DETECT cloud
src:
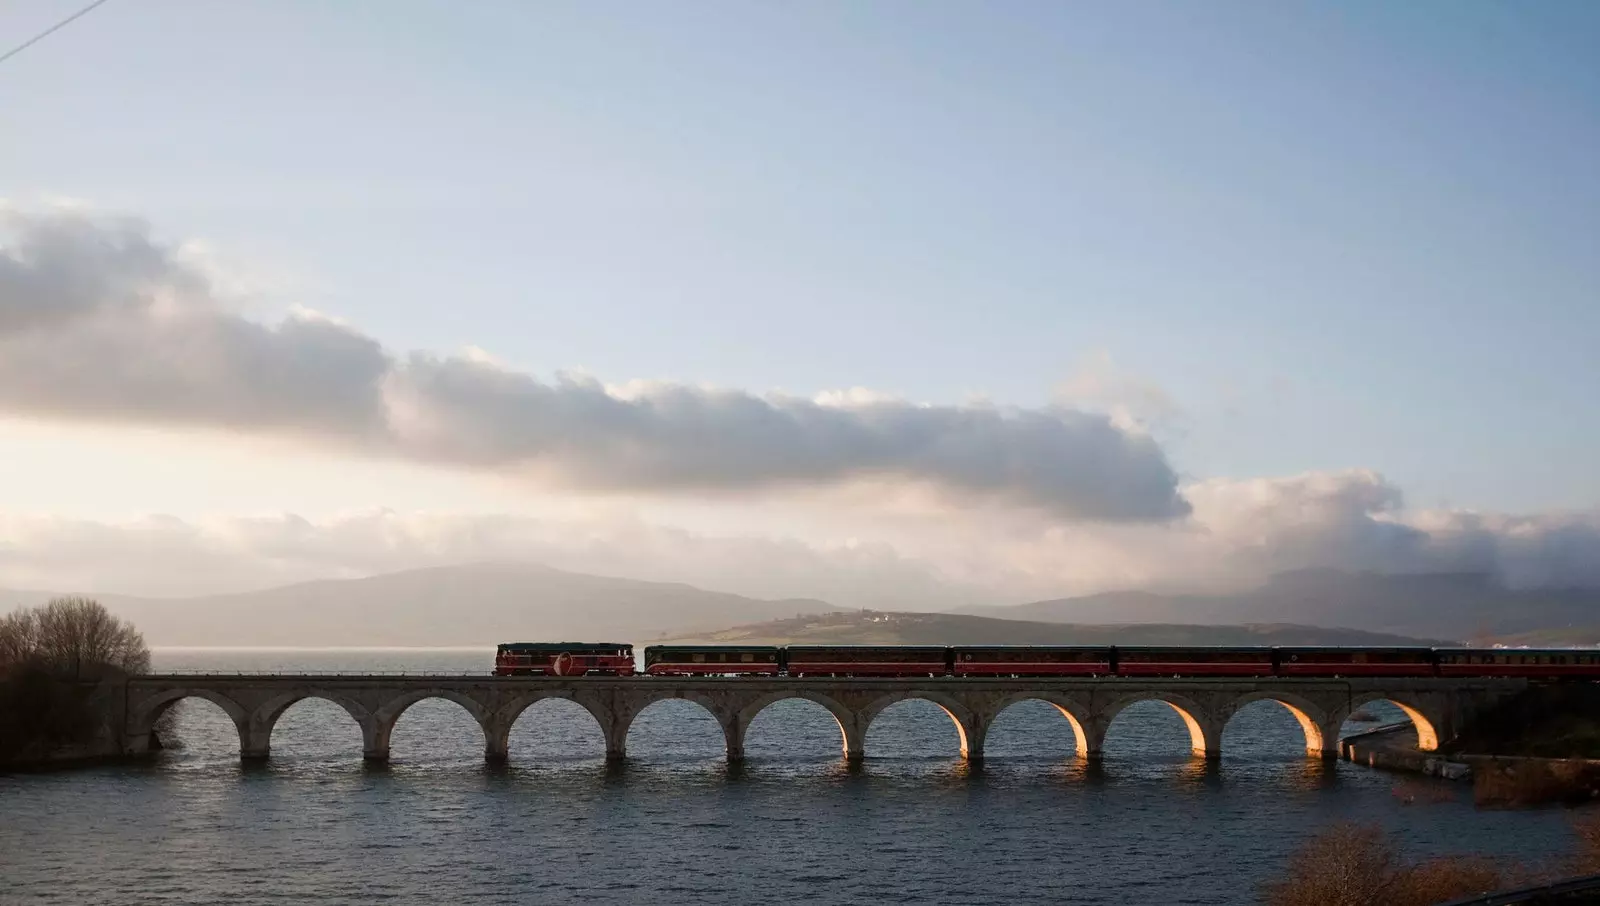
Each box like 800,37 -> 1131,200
1,472 -> 1595,605
994,469 -> 1600,594
0,206 -> 1188,522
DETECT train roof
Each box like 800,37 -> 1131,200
947,646 -> 1113,653
1272,645 -> 1435,652
1112,645 -> 1274,652
642,644 -> 781,651
498,642 -> 631,650
783,643 -> 946,648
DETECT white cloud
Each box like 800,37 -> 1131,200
0,206 -> 1188,522
0,471 -> 1595,604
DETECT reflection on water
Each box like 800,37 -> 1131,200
0,649 -> 1573,906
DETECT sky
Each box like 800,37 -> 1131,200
0,0 -> 1597,604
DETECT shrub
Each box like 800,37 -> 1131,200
1261,822 -> 1508,906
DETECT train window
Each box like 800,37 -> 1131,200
741,653 -> 753,663
692,653 -> 706,663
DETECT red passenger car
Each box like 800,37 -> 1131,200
952,646 -> 1112,676
1436,648 -> 1600,678
1276,647 -> 1435,677
785,645 -> 948,677
643,645 -> 781,676
1114,647 -> 1274,677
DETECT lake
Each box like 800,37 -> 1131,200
0,648 -> 1577,905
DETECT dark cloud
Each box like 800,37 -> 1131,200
0,207 -> 1188,521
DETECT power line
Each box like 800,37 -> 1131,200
0,0 -> 115,69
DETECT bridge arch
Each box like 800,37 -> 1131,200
370,690 -> 495,761
248,690 -> 376,760
860,690 -> 977,759
985,693 -> 1094,759
736,691 -> 858,761
618,694 -> 735,761
490,692 -> 614,762
1336,694 -> 1441,752
1219,691 -> 1336,758
1100,691 -> 1221,759
128,688 -> 251,752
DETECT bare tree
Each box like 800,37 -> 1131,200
26,597 -> 150,677
0,607 -> 40,669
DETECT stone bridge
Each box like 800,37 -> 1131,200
123,675 -> 1529,764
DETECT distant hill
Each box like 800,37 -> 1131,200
963,569 -> 1600,642
1485,628 -> 1600,648
7,563 -> 1595,649
657,609 -> 1447,647
0,562 -> 830,647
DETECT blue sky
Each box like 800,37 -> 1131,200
0,1 -> 1597,598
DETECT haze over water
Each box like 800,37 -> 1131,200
0,649 -> 1578,905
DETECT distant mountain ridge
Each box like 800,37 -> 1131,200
660,610 -> 1447,647
4,564 -> 1596,648
964,568 -> 1600,641
0,562 -> 831,647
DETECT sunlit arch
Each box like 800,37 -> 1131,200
1343,696 -> 1440,751
861,692 -> 974,758
988,693 -> 1092,758
1101,692 -> 1213,757
1224,691 -> 1330,757
737,691 -> 854,756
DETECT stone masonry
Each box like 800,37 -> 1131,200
122,675 -> 1530,765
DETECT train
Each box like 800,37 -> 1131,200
493,643 -> 1600,679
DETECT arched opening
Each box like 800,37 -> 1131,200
863,697 -> 968,760
506,697 -> 607,763
1221,698 -> 1325,762
623,698 -> 726,764
265,695 -> 366,760
742,696 -> 851,763
1341,698 -> 1439,752
146,694 -> 244,765
385,694 -> 489,765
985,698 -> 1087,761
1102,697 -> 1209,763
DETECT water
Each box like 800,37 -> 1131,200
0,649 -> 1578,905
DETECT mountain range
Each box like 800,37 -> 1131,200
0,562 -> 826,647
967,568 -> 1600,642
658,610 -> 1446,647
3,563 -> 1597,647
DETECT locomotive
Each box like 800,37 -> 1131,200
494,642 -> 634,676
495,643 -> 1600,678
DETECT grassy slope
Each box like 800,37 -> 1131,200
657,610 -> 1447,646
1444,685 -> 1600,759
